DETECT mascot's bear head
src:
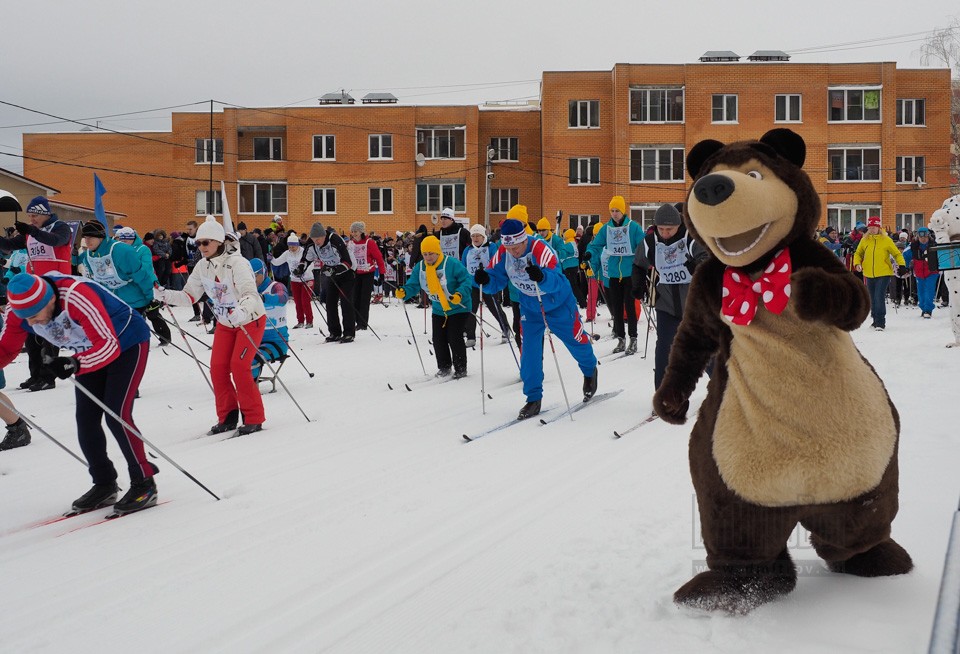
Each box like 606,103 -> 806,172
929,193 -> 960,244
684,128 -> 818,271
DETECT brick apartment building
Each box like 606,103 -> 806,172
20,58 -> 953,238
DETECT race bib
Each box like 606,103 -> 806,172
201,277 -> 239,323
655,240 -> 690,285
607,225 -> 634,257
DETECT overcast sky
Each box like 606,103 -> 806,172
1,0 -> 957,177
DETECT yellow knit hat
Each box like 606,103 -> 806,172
593,221 -> 603,235
609,196 -> 626,214
536,217 -> 552,231
563,228 -> 576,242
506,204 -> 528,222
420,235 -> 442,255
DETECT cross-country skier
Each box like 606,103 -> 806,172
461,224 -> 510,346
250,258 -> 289,380
474,215 -> 598,420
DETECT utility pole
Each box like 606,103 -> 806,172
484,147 -> 495,232
208,99 -> 214,214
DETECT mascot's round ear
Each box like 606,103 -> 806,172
759,128 -> 806,168
686,139 -> 725,179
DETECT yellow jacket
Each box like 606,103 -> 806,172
853,233 -> 905,278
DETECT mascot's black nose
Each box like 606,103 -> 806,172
694,174 -> 735,206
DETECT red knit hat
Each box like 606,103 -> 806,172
7,273 -> 55,318
867,215 -> 882,228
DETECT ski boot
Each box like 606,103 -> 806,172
583,367 -> 598,402
71,482 -> 120,514
0,419 -> 31,450
612,338 -> 626,354
452,368 -> 467,380
435,367 -> 452,378
237,423 -> 262,436
626,337 -> 638,355
208,409 -> 240,435
112,477 -> 158,516
517,400 -> 542,420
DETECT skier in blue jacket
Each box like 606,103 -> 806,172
586,196 -> 645,355
475,215 -> 597,420
250,258 -> 289,379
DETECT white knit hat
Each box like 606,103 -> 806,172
469,224 -> 486,237
287,233 -> 300,245
196,215 -> 226,242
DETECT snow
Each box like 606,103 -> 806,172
0,299 -> 958,653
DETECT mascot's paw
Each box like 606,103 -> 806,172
791,268 -> 843,324
827,539 -> 913,577
674,553 -> 797,615
653,387 -> 689,424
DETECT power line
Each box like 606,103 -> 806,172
0,100 -> 208,130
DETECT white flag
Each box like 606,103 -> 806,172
220,181 -> 236,238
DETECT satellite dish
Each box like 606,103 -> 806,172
431,213 -> 439,225
916,176 -> 926,188
415,153 -> 426,168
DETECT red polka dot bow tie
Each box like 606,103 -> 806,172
721,248 -> 792,326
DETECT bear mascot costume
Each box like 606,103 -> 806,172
928,193 -> 960,347
653,128 -> 913,614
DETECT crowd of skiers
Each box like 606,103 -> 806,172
0,192 -> 952,519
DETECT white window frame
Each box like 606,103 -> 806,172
711,94 -> 738,123
369,134 -> 393,160
827,205 -> 881,233
195,190 -> 222,215
630,205 -> 660,231
195,138 -> 223,164
312,188 -> 336,214
568,214 -> 599,229
828,146 -> 881,182
828,87 -> 882,123
569,157 -> 600,186
369,187 -> 393,214
896,213 -> 924,232
568,100 -> 600,129
490,188 -> 519,213
312,135 -> 336,161
629,87 -> 684,123
630,146 -> 684,183
775,94 -> 802,123
416,126 -> 466,160
416,181 -> 466,213
252,137 -> 283,161
238,182 -> 287,214
489,137 -> 519,162
895,156 -> 925,184
896,99 -> 926,126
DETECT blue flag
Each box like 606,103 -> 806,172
93,174 -> 107,228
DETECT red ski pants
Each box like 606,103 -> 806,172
210,316 -> 266,425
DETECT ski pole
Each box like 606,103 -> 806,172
0,394 -> 86,466
68,377 -> 220,501
401,296 -> 429,376
330,275 -> 382,341
164,304 -> 215,394
271,326 -> 315,379
306,294 -> 330,336
533,280 -> 574,422
158,315 -> 212,350
236,321 -> 312,423
643,269 -> 658,359
480,284 -> 486,415
150,328 -> 211,369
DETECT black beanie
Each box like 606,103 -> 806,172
80,220 -> 106,238
654,203 -> 682,227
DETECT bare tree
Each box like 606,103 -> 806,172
920,19 -> 960,194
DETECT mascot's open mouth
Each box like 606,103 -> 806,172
715,223 -> 771,257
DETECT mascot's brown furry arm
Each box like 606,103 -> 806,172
653,128 -> 913,615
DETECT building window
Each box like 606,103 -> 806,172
827,205 -> 881,233
417,181 -> 466,213
489,137 -> 519,162
369,134 -> 393,160
828,147 -> 881,181
238,183 -> 286,213
312,135 -> 335,160
896,213 -> 924,232
630,205 -> 660,230
630,147 -> 684,182
416,127 -> 466,159
629,87 -> 684,123
490,188 -> 519,213
195,139 -> 223,164
569,214 -> 600,229
253,137 -> 283,161
775,94 -> 802,122
828,88 -> 881,122
313,188 -> 336,214
711,94 -> 738,123
369,188 -> 393,214
568,100 -> 599,128
896,156 -> 925,183
896,99 -> 925,126
569,158 -> 600,185
195,190 -> 222,215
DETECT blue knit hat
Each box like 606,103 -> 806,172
7,273 -> 55,318
250,258 -> 266,276
26,196 -> 51,216
499,219 -> 527,246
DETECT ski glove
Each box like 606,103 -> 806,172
293,263 -> 307,277
395,288 -> 406,300
153,286 -> 166,303
474,268 -> 490,285
14,221 -> 37,237
226,307 -> 249,327
450,292 -> 463,305
582,251 -> 592,262
43,356 -> 79,380
525,264 -> 544,283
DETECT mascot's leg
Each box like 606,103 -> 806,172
800,450 -> 913,577
676,420 -> 798,615
947,272 -> 960,348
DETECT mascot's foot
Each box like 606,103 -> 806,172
827,539 -> 913,577
947,342 -> 960,348
673,552 -> 797,615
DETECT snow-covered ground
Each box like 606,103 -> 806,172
0,297 -> 957,653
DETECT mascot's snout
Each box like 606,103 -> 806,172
693,174 -> 735,206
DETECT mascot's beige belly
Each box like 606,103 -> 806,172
713,304 -> 896,507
